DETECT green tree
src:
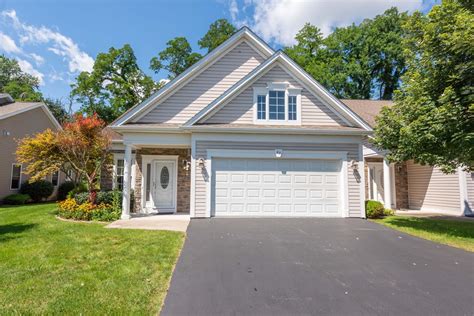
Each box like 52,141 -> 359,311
150,37 -> 202,79
199,19 -> 237,53
71,44 -> 157,123
43,98 -> 70,124
285,8 -> 407,100
373,0 -> 474,172
0,55 -> 42,101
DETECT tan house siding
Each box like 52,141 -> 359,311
194,141 -> 361,218
0,107 -> 64,201
134,148 -> 191,213
137,40 -> 265,124
204,64 -> 347,126
406,161 -> 460,213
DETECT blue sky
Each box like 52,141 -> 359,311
0,0 -> 437,110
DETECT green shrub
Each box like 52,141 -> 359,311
96,190 -> 119,205
73,192 -> 89,205
383,208 -> 395,217
57,181 -> 75,201
3,194 -> 30,205
21,180 -> 54,202
365,200 -> 385,219
67,182 -> 88,198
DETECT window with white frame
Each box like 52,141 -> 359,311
115,159 -> 124,190
11,164 -> 22,190
254,84 -> 301,124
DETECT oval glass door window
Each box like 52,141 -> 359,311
160,166 -> 170,189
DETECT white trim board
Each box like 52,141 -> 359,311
111,27 -> 274,126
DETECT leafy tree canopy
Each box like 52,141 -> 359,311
198,19 -> 237,52
285,8 -> 408,100
373,0 -> 474,172
150,37 -> 202,79
43,98 -> 71,124
0,55 -> 42,101
71,44 -> 158,123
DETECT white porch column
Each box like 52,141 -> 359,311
383,159 -> 393,209
121,143 -> 132,220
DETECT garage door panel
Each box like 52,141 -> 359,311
213,158 -> 342,217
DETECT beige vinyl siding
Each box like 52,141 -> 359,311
194,141 -> 361,217
0,107 -> 65,200
466,172 -> 474,212
407,161 -> 460,213
137,40 -> 265,124
204,64 -> 347,126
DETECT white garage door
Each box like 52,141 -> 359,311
212,158 -> 342,217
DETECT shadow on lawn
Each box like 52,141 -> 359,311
0,223 -> 37,242
386,217 -> 474,239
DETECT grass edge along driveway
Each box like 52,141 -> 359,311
0,203 -> 184,314
372,215 -> 474,252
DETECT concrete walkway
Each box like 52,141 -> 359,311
106,214 -> 190,232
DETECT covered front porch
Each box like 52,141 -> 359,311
116,129 -> 192,220
364,154 -> 409,211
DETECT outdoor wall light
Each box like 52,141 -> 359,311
2,129 -> 10,136
197,158 -> 205,168
182,159 -> 191,171
350,160 -> 358,170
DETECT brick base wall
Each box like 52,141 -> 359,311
134,148 -> 191,213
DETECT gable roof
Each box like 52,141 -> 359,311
0,100 -> 62,129
111,27 -> 274,127
185,51 -> 372,131
341,99 -> 393,128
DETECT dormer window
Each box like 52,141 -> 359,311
254,83 -> 301,125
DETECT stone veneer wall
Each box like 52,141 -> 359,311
134,148 -> 191,213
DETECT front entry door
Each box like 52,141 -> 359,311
369,163 -> 384,202
152,160 -> 176,213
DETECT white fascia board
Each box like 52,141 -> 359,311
183,126 -> 370,136
111,27 -> 274,127
110,125 -> 186,133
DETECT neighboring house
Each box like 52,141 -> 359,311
343,99 -> 474,216
107,27 -> 372,219
0,94 -> 66,202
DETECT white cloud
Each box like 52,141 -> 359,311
1,9 -> 94,73
0,32 -> 21,53
30,53 -> 44,66
231,0 -> 425,46
17,58 -> 44,84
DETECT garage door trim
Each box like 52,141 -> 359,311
206,149 -> 349,217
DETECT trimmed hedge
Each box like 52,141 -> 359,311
21,180 -> 54,202
365,200 -> 385,219
3,194 -> 30,205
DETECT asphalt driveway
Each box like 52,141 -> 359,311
161,219 -> 474,316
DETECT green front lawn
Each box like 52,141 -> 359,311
373,216 -> 474,252
0,203 -> 184,314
